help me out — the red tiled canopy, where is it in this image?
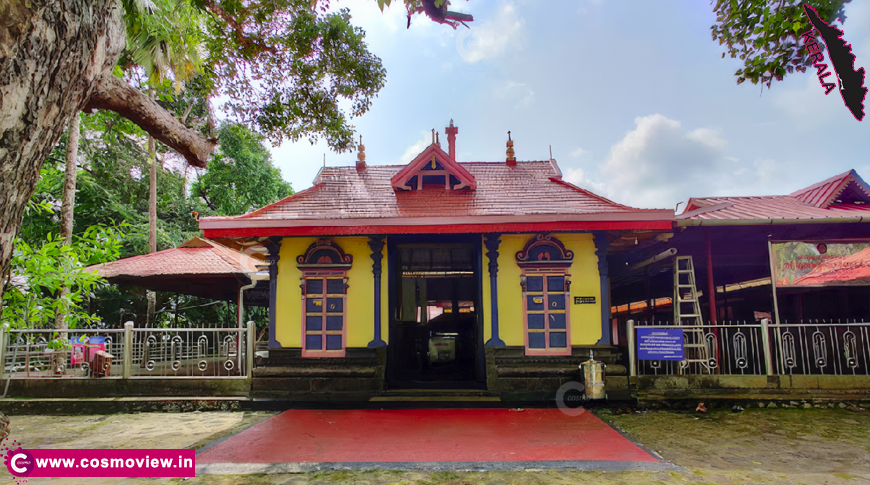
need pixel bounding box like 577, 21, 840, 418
200, 151, 672, 237
87, 238, 263, 301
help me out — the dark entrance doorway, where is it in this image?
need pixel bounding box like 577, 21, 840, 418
387, 235, 485, 389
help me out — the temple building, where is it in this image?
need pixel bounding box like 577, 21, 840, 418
199, 122, 673, 400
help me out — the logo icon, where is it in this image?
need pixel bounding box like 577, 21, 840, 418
3, 439, 34, 482
555, 380, 586, 417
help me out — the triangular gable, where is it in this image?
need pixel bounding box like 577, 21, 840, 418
681, 197, 715, 214
391, 143, 476, 191
790, 169, 870, 208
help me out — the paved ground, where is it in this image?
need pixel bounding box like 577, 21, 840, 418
0, 406, 868, 484
196, 408, 666, 473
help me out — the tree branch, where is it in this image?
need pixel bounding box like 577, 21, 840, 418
197, 186, 218, 211
83, 74, 217, 168
201, 0, 276, 55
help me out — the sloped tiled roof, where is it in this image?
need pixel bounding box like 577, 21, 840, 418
89, 237, 259, 279
200, 157, 669, 234
678, 169, 870, 222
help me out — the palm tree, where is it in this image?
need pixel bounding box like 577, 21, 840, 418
130, 0, 206, 328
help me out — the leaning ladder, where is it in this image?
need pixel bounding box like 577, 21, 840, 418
673, 256, 711, 373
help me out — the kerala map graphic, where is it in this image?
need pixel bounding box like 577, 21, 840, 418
803, 3, 867, 121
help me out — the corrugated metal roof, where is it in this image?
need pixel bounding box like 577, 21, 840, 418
679, 169, 870, 221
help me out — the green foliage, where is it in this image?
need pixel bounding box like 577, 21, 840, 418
712, 0, 849, 88
119, 0, 387, 152
122, 0, 206, 91
1, 223, 126, 330
191, 124, 294, 216
202, 0, 387, 151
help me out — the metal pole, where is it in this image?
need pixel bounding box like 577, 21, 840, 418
246, 321, 255, 378
123, 321, 133, 379
705, 230, 718, 325
767, 241, 781, 325
760, 318, 773, 376
627, 319, 636, 377
0, 324, 7, 381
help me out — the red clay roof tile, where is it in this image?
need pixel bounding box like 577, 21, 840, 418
202, 161, 664, 227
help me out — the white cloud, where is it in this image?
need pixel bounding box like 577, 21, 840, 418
591, 115, 727, 208
400, 131, 433, 163
772, 75, 840, 127
590, 114, 809, 209
683, 127, 727, 149
564, 167, 607, 195
455, 3, 525, 63
569, 147, 588, 158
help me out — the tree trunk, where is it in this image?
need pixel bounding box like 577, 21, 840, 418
54, 114, 80, 330
149, 135, 157, 254
146, 132, 157, 328
59, 115, 80, 247
0, 0, 125, 314
84, 75, 215, 168
0, 0, 218, 307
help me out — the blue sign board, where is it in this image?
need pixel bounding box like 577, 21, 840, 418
637, 328, 684, 361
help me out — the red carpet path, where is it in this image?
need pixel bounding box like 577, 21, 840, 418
197, 408, 659, 464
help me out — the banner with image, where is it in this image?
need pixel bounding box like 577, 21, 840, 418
770, 241, 870, 288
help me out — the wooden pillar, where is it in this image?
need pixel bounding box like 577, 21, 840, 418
265, 237, 283, 349
593, 232, 612, 345
705, 229, 718, 325
484, 234, 505, 347
367, 235, 387, 348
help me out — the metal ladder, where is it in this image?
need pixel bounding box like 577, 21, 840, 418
673, 256, 711, 373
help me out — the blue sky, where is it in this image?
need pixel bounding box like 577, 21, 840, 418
264, 0, 870, 210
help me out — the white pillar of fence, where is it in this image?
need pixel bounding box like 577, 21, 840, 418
760, 318, 773, 376
627, 319, 636, 377
123, 321, 133, 379
246, 321, 255, 378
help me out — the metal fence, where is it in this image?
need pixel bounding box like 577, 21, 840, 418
628, 319, 870, 377
0, 321, 254, 380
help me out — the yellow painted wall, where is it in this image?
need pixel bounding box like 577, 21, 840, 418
274, 237, 388, 348
493, 233, 602, 346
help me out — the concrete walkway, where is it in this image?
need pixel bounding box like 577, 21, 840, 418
196, 408, 676, 474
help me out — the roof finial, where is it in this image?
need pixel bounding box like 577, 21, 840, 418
356, 134, 366, 171
506, 131, 516, 166
431, 128, 435, 145
436, 131, 441, 147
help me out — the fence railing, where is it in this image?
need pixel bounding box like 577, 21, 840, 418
0, 321, 255, 380
628, 319, 870, 377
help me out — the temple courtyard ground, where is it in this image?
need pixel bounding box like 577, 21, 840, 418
2, 406, 869, 484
